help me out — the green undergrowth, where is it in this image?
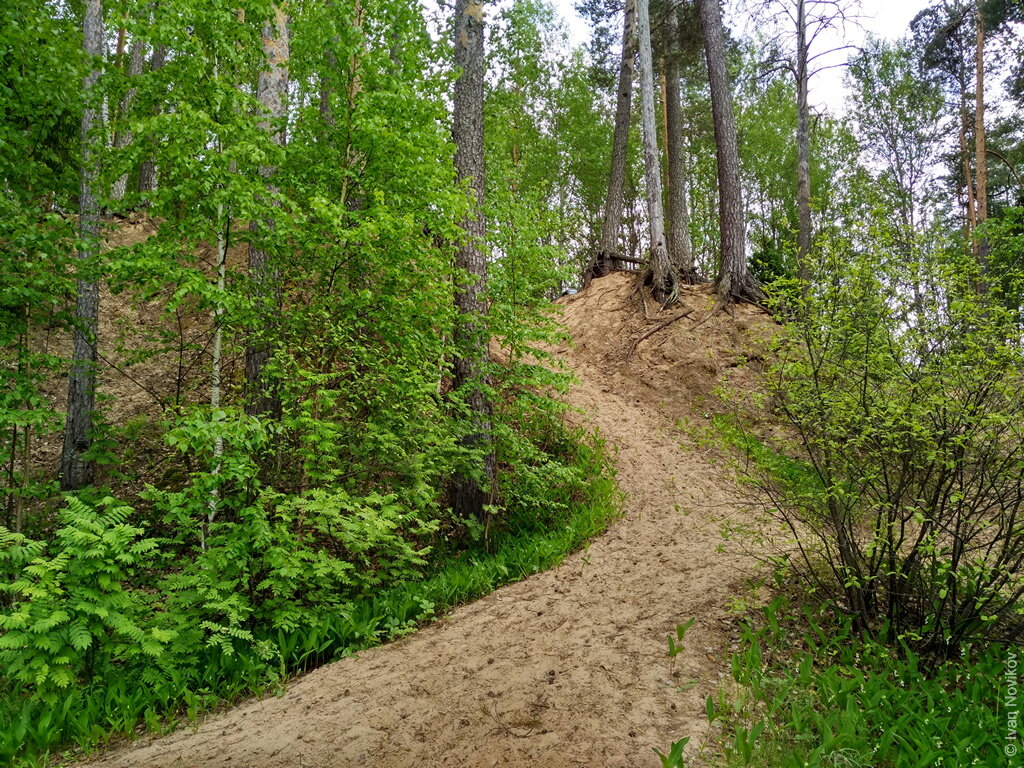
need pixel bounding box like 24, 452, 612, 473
0, 429, 620, 767
663, 595, 1011, 768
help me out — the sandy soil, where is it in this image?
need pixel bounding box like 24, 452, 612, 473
85, 273, 775, 768
32, 214, 245, 489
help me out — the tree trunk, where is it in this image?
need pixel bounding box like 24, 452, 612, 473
700, 0, 762, 305
959, 101, 976, 235
594, 0, 637, 278
636, 0, 676, 306
659, 66, 670, 195
974, 0, 989, 284
795, 0, 813, 285
451, 0, 495, 520
663, 10, 696, 283
318, 1, 365, 208
60, 0, 104, 491
112, 38, 146, 201
205, 203, 229, 550
137, 41, 167, 195
319, 1, 340, 127
245, 4, 289, 418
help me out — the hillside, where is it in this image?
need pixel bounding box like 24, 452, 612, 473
83, 273, 776, 768
10, 0, 1021, 763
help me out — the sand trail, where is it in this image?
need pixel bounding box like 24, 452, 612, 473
87, 274, 772, 768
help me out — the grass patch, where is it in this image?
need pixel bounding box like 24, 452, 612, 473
692, 596, 1010, 768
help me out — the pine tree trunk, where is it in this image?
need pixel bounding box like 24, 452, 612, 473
974, 0, 989, 284
659, 66, 670, 195
595, 0, 637, 276
451, 0, 495, 520
245, 5, 289, 418
60, 0, 104, 491
959, 101, 976, 235
112, 38, 146, 201
795, 0, 813, 285
636, 0, 676, 305
700, 0, 761, 305
137, 41, 167, 195
663, 10, 696, 283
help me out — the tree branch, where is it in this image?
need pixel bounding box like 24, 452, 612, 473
986, 148, 1024, 189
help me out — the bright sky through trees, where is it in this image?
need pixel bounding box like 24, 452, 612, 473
556, 0, 934, 114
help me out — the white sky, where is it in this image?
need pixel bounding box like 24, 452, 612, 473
554, 0, 934, 115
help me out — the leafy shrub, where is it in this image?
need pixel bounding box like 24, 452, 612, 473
149, 405, 441, 654
0, 201, 74, 534
0, 409, 618, 764
724, 243, 1024, 660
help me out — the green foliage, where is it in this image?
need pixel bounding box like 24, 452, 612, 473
0, 422, 618, 764
667, 617, 696, 659
0, 0, 81, 530
985, 207, 1024, 310
0, 497, 166, 696
721, 238, 1024, 659
847, 37, 945, 192
0, 1, 83, 203
485, 0, 620, 290
653, 736, 691, 768
0, 2, 627, 763
706, 597, 1010, 768
736, 67, 798, 282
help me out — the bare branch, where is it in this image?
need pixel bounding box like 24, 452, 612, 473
986, 148, 1024, 189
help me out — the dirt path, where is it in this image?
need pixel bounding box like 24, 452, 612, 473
89, 276, 766, 768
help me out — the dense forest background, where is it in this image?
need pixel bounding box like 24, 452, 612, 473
2, 0, 1024, 764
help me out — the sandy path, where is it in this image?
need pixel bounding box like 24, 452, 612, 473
88, 280, 761, 768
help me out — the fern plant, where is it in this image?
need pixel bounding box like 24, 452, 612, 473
0, 496, 171, 696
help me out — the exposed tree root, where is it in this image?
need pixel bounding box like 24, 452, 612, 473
625, 308, 695, 358
684, 276, 767, 330
677, 267, 704, 286
715, 272, 766, 309
629, 281, 655, 320
642, 266, 679, 309
582, 251, 647, 289
582, 252, 611, 289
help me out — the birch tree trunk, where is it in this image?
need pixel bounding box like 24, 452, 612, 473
205, 201, 228, 550
700, 0, 762, 305
594, 0, 637, 279
60, 0, 104, 490
636, 0, 676, 306
245, 5, 289, 418
451, 0, 495, 520
795, 0, 813, 285
663, 9, 696, 283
